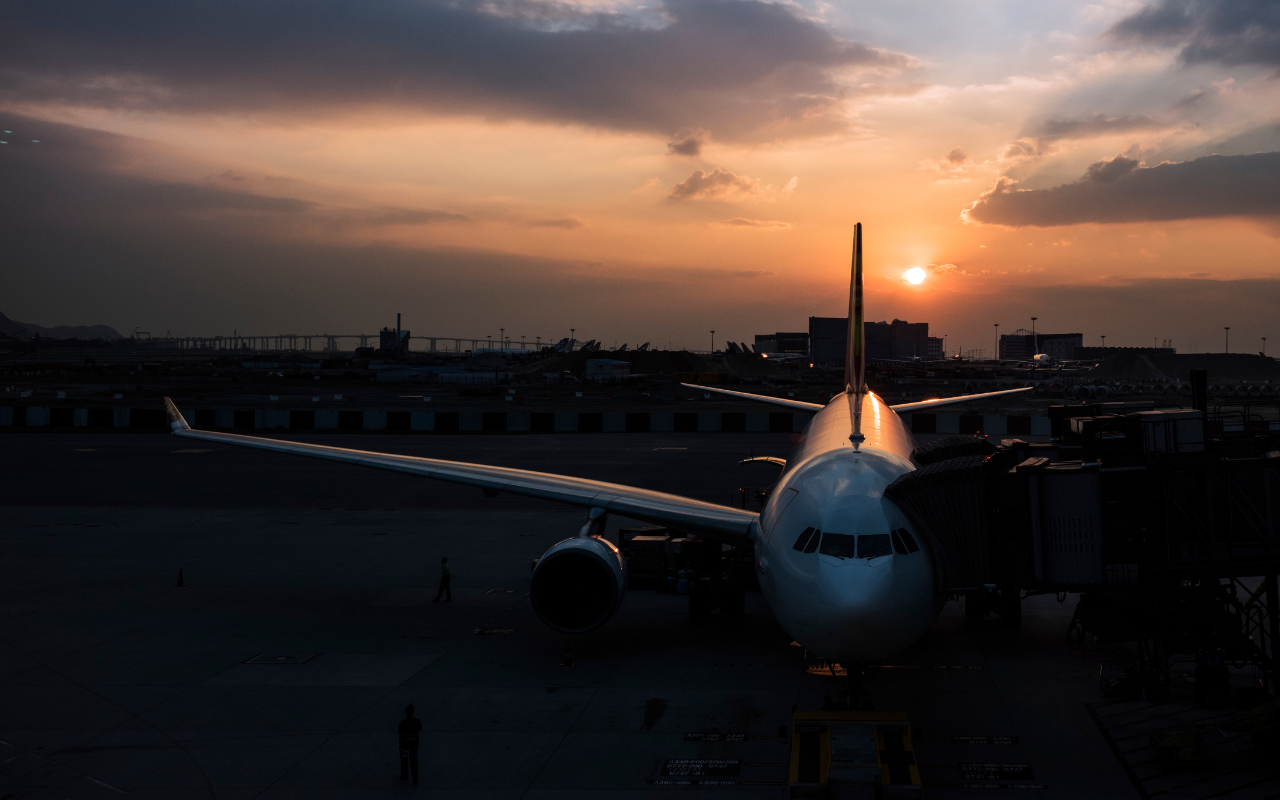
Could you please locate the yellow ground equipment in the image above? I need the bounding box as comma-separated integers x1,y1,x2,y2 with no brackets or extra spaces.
789,710,922,798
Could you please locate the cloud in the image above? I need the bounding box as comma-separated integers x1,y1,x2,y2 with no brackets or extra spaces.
669,168,765,202
718,218,791,229
527,217,583,229
0,113,812,343
0,0,913,143
1030,114,1160,141
963,151,1280,226
0,114,469,235
667,133,707,156
1002,114,1162,160
361,207,470,226
947,148,968,164
1110,0,1280,67
730,269,777,277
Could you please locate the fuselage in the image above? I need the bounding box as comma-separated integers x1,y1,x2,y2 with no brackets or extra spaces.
754,391,939,662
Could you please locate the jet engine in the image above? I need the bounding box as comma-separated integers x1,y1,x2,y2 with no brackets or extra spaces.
530,536,627,634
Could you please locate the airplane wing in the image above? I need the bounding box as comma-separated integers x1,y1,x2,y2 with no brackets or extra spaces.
680,383,1033,413
162,399,757,543
887,386,1034,412
679,383,824,412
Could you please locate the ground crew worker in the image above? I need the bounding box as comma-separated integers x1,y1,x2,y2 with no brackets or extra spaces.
398,704,422,784
433,556,451,602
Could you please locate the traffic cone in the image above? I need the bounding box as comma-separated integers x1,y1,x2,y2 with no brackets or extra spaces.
176,568,185,587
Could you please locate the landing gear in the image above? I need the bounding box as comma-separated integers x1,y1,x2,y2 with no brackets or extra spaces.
722,579,745,621
843,665,875,711
965,590,985,628
965,588,1022,629
688,580,713,624
997,588,1022,629
687,578,745,624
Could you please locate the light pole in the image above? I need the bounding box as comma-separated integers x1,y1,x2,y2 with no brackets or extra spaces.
994,324,999,360
711,330,715,353
1225,327,1230,353
1263,337,1267,356
500,328,504,350
1030,317,1038,355
1101,335,1106,350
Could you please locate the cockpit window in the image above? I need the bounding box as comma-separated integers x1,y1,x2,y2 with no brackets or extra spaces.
803,529,822,554
897,528,920,553
792,527,815,552
857,534,893,559
818,533,857,559
890,530,908,555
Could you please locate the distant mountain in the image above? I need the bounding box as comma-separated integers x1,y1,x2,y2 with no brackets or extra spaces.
0,310,122,340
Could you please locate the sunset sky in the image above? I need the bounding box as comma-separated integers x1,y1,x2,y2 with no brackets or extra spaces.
3,0,1279,354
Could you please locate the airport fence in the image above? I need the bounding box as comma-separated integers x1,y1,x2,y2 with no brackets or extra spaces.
0,406,1049,436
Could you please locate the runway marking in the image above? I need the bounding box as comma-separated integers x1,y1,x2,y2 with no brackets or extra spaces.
244,653,318,664
473,628,515,635
87,776,126,793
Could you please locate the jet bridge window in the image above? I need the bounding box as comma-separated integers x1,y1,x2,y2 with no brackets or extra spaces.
792,527,816,552
857,534,893,559
818,533,857,559
896,528,920,553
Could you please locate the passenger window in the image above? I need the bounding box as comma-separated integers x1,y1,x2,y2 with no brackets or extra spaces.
792,527,815,552
890,530,908,555
818,533,857,559
857,534,893,558
803,529,822,554
897,528,920,553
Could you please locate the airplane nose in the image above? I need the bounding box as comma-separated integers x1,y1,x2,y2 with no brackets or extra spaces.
809,555,930,661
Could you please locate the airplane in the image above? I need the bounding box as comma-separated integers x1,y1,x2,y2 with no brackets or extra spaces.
160,223,1031,700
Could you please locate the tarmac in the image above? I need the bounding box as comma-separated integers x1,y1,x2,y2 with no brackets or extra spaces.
2,430,1254,799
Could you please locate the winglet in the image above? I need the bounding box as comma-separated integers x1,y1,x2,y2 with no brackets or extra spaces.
163,397,190,432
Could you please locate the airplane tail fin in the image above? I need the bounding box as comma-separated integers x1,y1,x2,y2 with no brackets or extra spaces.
845,224,866,447
163,397,190,432
845,222,864,396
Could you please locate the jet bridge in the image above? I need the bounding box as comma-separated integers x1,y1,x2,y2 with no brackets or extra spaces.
886,376,1280,701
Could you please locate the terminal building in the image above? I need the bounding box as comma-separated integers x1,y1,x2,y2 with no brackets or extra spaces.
753,332,809,355
810,317,938,366
998,330,1082,361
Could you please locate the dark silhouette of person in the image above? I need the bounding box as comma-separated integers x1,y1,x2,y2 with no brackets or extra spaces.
433,556,451,602
398,704,422,784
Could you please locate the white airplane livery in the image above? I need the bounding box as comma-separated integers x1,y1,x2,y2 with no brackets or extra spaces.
161,223,1029,672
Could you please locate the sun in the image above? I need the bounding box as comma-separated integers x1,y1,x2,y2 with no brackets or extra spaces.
903,267,927,285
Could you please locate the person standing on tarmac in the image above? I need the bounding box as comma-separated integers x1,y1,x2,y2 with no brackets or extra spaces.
398,704,422,785
433,556,451,603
